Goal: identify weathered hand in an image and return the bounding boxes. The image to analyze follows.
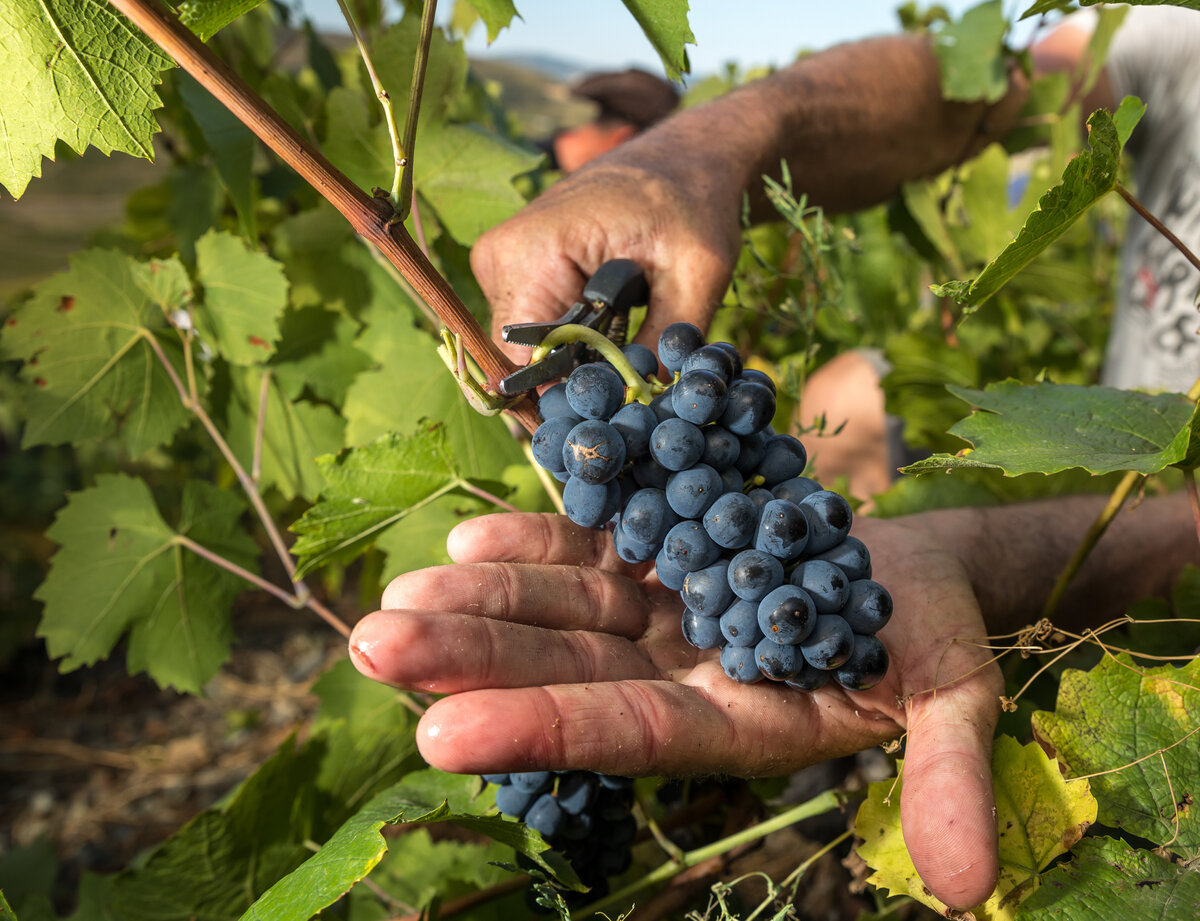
[350,511,1003,908]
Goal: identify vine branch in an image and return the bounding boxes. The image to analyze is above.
[394,0,439,222]
[1115,182,1200,274]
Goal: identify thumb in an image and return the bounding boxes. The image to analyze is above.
[899,670,1002,910]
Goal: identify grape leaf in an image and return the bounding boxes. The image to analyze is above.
[177,0,269,41]
[1015,835,1200,920]
[291,424,482,578]
[1032,655,1200,858]
[933,0,1009,103]
[0,249,193,456]
[34,475,258,693]
[931,99,1145,309]
[270,306,372,406]
[194,231,289,365]
[0,0,173,199]
[901,380,1197,477]
[461,0,521,42]
[177,74,258,241]
[1021,0,1200,20]
[621,0,694,82]
[856,736,1097,919]
[240,769,576,921]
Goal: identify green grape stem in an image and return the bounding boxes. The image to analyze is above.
[531,324,658,404]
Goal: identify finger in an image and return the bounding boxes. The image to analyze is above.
[633,243,736,356]
[380,561,653,638]
[350,611,659,693]
[447,513,635,574]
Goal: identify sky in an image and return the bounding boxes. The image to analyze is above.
[298,0,1046,80]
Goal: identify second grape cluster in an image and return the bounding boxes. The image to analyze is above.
[530,322,892,691]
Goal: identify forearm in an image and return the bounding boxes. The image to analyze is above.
[909,492,1198,633]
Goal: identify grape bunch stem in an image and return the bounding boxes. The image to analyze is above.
[531,324,660,405]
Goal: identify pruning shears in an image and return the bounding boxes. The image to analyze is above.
[497,258,649,397]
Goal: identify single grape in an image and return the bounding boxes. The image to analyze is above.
[702,491,758,550]
[700,425,741,471]
[720,643,764,683]
[740,368,776,394]
[798,614,855,670]
[531,416,576,473]
[727,548,785,601]
[597,775,634,791]
[720,466,745,495]
[538,382,582,422]
[799,489,853,554]
[755,435,808,486]
[719,598,763,646]
[755,636,802,681]
[610,401,658,457]
[621,488,677,544]
[681,559,734,616]
[654,546,687,590]
[682,344,736,383]
[785,659,832,691]
[621,343,659,380]
[720,380,776,436]
[735,430,768,473]
[524,792,566,837]
[757,584,817,645]
[755,498,809,560]
[562,477,621,529]
[650,387,677,422]
[834,634,890,690]
[710,341,744,378]
[789,559,850,614]
[841,580,893,634]
[772,476,822,504]
[495,784,535,818]
[682,608,724,649]
[613,525,658,564]
[658,322,706,373]
[666,464,722,518]
[565,362,626,420]
[810,535,872,581]
[563,419,626,484]
[650,418,705,471]
[672,369,729,425]
[747,487,775,512]
[556,773,596,815]
[510,771,553,794]
[663,520,721,572]
[633,453,671,489]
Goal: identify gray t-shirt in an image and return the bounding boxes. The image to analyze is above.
[1100,7,1200,392]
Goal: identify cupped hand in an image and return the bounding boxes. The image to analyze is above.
[350,512,1003,909]
[470,152,743,365]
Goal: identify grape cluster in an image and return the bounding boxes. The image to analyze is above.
[531,322,892,691]
[484,770,635,904]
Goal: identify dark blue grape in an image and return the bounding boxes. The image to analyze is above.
[834,634,889,690]
[810,536,872,581]
[538,382,581,422]
[682,608,724,649]
[755,499,809,560]
[735,430,768,473]
[785,659,832,691]
[799,490,853,554]
[747,488,775,512]
[495,784,536,817]
[702,492,758,550]
[672,369,729,425]
[666,464,722,518]
[720,643,764,683]
[621,343,659,380]
[772,476,822,504]
[655,546,687,590]
[563,811,594,840]
[789,560,850,614]
[565,362,626,420]
[681,559,733,616]
[799,614,855,670]
[727,548,785,601]
[563,419,626,484]
[563,477,621,528]
[650,387,677,422]
[610,402,657,457]
[633,453,671,489]
[621,488,676,544]
[596,775,634,791]
[613,525,658,564]
[531,416,576,473]
[841,580,893,634]
[757,584,817,645]
[720,466,745,495]
[682,344,736,383]
[701,425,740,471]
[556,773,596,815]
[719,598,763,646]
[720,380,776,436]
[755,636,801,681]
[511,771,553,794]
[663,520,721,572]
[755,435,808,485]
[525,793,566,837]
[650,418,705,471]
[711,341,744,378]
[740,368,776,394]
[658,322,705,373]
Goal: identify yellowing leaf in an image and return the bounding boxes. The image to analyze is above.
[856,736,1097,919]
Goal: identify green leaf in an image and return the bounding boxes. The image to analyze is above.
[857,736,1097,920]
[241,769,573,921]
[1015,835,1200,920]
[177,73,259,242]
[461,0,521,42]
[932,100,1145,309]
[0,0,172,199]
[620,0,695,82]
[34,475,258,693]
[1032,655,1200,857]
[270,306,373,406]
[901,380,1196,477]
[290,424,469,578]
[1021,1,1200,21]
[195,230,289,365]
[933,0,1009,103]
[0,249,193,456]
[178,0,269,41]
